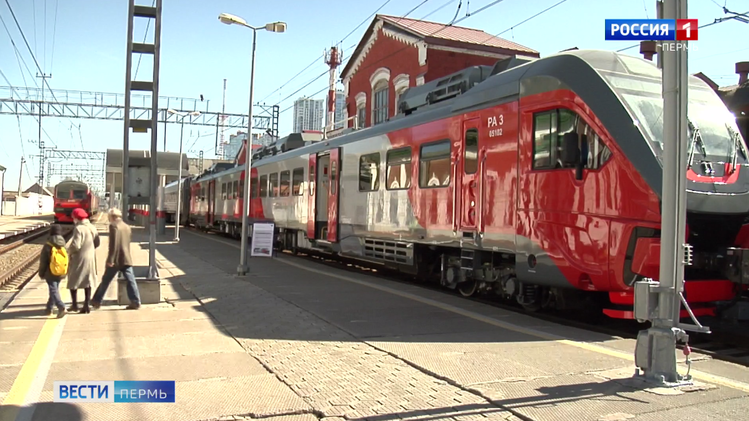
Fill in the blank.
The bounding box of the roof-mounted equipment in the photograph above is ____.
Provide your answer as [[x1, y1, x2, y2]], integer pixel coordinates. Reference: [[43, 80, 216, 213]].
[[489, 55, 536, 76], [398, 65, 493, 115]]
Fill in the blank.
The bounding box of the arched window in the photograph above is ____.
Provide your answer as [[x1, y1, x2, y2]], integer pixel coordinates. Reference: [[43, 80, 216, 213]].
[[355, 92, 367, 129], [370, 68, 390, 126], [392, 74, 410, 117], [372, 80, 389, 125]]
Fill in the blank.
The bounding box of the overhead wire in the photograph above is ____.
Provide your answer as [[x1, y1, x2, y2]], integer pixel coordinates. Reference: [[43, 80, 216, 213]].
[[277, 0, 457, 112], [50, 0, 58, 72], [1, 13, 37, 90], [258, 0, 434, 104]]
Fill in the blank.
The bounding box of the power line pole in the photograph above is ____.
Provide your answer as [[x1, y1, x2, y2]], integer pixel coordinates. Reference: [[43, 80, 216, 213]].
[[324, 46, 341, 138], [16, 156, 25, 216], [36, 73, 51, 213], [634, 0, 708, 387]]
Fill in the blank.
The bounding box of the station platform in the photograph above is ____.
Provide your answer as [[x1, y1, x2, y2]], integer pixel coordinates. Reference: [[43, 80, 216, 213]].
[[0, 214, 53, 240], [2, 224, 749, 421]]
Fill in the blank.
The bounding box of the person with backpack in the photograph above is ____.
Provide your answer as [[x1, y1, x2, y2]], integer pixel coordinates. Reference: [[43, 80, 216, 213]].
[[65, 208, 100, 314], [38, 224, 67, 318]]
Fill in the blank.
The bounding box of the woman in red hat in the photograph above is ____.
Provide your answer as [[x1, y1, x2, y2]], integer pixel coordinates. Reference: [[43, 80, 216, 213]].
[[65, 207, 100, 313]]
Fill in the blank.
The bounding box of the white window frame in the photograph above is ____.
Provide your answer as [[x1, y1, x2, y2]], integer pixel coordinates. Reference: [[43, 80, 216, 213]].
[[392, 74, 410, 116]]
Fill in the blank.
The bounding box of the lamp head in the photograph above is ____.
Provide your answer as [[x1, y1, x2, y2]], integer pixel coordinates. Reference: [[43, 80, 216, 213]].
[[219, 13, 247, 26], [265, 22, 286, 33]]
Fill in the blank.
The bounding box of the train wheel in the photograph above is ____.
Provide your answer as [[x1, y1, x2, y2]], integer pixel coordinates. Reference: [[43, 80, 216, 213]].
[[458, 278, 478, 297]]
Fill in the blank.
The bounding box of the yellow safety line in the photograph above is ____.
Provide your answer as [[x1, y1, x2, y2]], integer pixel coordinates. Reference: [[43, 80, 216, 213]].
[[0, 316, 59, 420], [189, 230, 749, 394]]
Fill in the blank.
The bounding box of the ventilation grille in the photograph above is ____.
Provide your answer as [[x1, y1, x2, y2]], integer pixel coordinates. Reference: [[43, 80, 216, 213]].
[[363, 238, 412, 264]]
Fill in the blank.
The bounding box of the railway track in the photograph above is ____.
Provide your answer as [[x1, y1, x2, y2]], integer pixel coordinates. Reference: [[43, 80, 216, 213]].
[[0, 226, 74, 292], [188, 226, 749, 368]]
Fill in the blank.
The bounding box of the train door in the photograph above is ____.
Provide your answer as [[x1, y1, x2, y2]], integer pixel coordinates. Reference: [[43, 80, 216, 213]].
[[207, 180, 216, 225], [315, 153, 330, 239], [307, 154, 317, 239], [457, 119, 482, 235], [327, 147, 341, 242]]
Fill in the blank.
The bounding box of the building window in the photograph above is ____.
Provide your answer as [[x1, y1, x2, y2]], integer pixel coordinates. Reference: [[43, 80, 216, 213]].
[[292, 168, 304, 196], [372, 81, 389, 125], [386, 147, 411, 190], [359, 153, 380, 191], [419, 140, 451, 188], [280, 170, 290, 197], [357, 106, 366, 128], [464, 128, 478, 174]]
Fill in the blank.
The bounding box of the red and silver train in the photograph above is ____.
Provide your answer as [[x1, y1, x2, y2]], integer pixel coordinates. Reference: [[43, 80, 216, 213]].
[[53, 180, 99, 223], [164, 50, 749, 319]]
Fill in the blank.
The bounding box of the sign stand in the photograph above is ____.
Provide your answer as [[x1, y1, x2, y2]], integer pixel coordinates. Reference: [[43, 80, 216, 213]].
[[250, 222, 275, 258]]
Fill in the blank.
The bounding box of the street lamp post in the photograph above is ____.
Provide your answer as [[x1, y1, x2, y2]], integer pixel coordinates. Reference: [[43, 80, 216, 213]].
[[167, 109, 200, 242], [218, 12, 286, 276]]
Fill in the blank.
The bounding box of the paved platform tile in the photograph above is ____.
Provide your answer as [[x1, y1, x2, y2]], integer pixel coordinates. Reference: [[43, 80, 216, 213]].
[[29, 375, 312, 421], [52, 331, 241, 363], [42, 352, 269, 390]]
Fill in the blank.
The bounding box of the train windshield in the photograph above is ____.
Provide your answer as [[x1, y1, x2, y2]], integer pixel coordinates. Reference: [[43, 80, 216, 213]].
[[599, 55, 747, 165], [56, 185, 87, 199]]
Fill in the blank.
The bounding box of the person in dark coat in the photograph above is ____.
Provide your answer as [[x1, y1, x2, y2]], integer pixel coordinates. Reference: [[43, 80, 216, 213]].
[[91, 207, 141, 310], [38, 224, 67, 318]]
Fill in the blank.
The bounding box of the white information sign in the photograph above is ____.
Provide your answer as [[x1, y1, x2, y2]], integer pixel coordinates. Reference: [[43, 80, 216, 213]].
[[250, 222, 275, 257]]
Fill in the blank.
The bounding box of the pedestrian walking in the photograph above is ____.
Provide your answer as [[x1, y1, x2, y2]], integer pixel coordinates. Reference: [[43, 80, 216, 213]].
[[91, 208, 141, 310], [65, 208, 99, 314], [38, 224, 67, 318]]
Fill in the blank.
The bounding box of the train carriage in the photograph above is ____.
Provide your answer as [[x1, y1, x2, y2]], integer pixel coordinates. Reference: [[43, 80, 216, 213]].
[[186, 49, 749, 320], [53, 180, 98, 223]]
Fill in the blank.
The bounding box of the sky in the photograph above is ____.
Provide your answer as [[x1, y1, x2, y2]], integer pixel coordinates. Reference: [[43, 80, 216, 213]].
[[0, 0, 747, 194]]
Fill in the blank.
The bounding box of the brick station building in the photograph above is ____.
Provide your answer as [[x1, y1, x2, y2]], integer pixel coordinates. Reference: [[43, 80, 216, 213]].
[[341, 14, 539, 129]]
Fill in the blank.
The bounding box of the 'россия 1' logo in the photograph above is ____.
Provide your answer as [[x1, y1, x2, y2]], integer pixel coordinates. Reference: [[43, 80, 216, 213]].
[[605, 19, 698, 41]]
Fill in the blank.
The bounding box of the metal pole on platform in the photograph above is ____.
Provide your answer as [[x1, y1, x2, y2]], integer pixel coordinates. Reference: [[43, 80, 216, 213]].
[[0, 164, 5, 216], [147, 0, 163, 281], [168, 109, 200, 242], [218, 13, 286, 276], [633, 0, 707, 386]]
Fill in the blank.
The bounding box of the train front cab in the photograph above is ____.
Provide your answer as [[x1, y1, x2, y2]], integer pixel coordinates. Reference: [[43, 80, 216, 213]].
[[514, 50, 749, 320]]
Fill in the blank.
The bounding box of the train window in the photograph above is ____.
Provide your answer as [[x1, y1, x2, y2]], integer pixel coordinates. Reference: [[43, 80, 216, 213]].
[[259, 175, 268, 197], [251, 177, 258, 198], [269, 173, 279, 197], [533, 111, 557, 169], [386, 147, 411, 190], [280, 171, 291, 197], [419, 140, 451, 188], [233, 180, 238, 199], [359, 153, 380, 191], [292, 168, 304, 196], [308, 162, 315, 196], [331, 160, 337, 195], [221, 183, 226, 200], [464, 128, 478, 174]]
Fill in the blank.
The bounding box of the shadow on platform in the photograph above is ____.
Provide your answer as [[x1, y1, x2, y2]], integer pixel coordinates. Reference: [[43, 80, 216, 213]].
[[0, 402, 83, 421], [147, 226, 630, 347]]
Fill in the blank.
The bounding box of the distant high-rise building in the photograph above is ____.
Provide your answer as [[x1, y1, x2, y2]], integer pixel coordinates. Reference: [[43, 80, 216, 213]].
[[327, 90, 346, 129], [225, 132, 245, 161], [293, 97, 324, 133]]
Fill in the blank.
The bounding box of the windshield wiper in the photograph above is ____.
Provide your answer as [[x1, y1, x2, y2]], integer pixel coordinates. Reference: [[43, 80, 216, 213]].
[[728, 124, 745, 175], [687, 120, 707, 171]]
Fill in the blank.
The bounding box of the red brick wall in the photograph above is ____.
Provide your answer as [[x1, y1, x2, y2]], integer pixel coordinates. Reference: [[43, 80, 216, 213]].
[[345, 31, 505, 128], [425, 49, 499, 80], [346, 30, 424, 128]]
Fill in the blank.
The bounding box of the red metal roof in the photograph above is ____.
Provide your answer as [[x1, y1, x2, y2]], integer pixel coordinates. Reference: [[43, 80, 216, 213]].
[[378, 14, 538, 54]]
